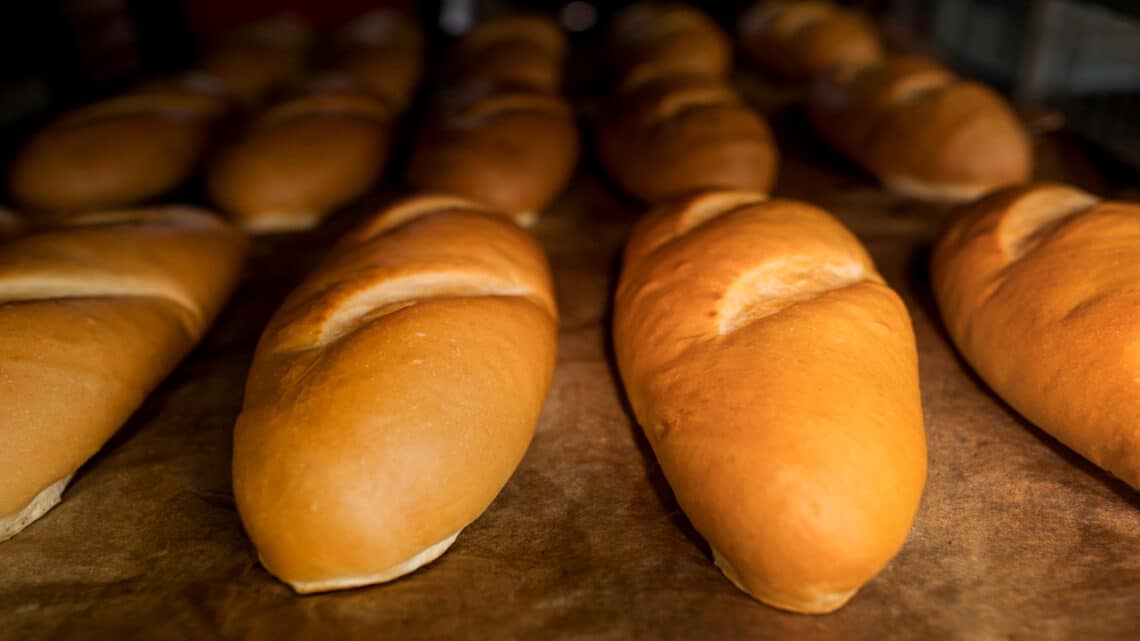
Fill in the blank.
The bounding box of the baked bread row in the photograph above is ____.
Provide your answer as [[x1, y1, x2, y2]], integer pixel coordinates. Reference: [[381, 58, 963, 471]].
[[599, 4, 779, 202], [405, 16, 579, 224]]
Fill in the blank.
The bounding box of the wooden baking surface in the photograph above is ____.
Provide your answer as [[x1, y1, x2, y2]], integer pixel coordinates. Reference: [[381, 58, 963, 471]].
[[2, 90, 1139, 641]]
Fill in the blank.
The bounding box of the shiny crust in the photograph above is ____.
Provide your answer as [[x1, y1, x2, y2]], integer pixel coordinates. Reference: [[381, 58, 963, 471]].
[[609, 3, 731, 79], [932, 183, 1140, 488], [206, 93, 393, 233], [233, 195, 558, 592], [406, 94, 579, 223], [0, 207, 247, 539], [739, 0, 883, 78], [614, 191, 926, 612], [598, 74, 778, 201], [8, 89, 225, 213], [808, 56, 1032, 202]]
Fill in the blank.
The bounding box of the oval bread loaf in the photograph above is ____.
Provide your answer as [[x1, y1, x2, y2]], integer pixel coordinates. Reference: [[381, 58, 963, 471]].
[[614, 191, 927, 613], [325, 9, 424, 112], [598, 74, 778, 202], [0, 207, 247, 540], [233, 195, 558, 593], [739, 0, 883, 79], [206, 93, 392, 233], [609, 3, 731, 80], [808, 56, 1032, 203], [933, 183, 1140, 489], [406, 93, 578, 226]]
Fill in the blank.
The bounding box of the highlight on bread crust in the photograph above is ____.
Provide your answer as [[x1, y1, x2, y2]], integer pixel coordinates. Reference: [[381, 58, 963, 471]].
[[932, 183, 1140, 489], [0, 207, 247, 541], [206, 93, 393, 233], [233, 195, 558, 593], [614, 190, 926, 613], [808, 55, 1032, 203], [598, 73, 778, 202], [739, 0, 883, 79]]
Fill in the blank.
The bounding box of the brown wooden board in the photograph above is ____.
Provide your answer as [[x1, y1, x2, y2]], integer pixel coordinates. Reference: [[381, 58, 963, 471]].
[[2, 90, 1139, 641]]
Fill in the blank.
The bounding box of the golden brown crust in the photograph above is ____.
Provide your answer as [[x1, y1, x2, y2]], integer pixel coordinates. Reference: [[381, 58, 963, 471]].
[[406, 94, 578, 223], [447, 15, 567, 98], [0, 207, 247, 540], [739, 0, 883, 79], [200, 15, 311, 104], [932, 183, 1140, 488], [614, 190, 926, 613], [233, 195, 557, 592], [206, 93, 392, 233], [808, 56, 1032, 202], [609, 3, 731, 79], [325, 10, 424, 112], [597, 74, 778, 202]]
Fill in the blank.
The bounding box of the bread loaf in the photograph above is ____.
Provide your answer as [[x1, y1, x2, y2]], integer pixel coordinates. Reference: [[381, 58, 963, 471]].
[[609, 3, 731, 80], [200, 15, 311, 104], [739, 0, 883, 79], [0, 207, 247, 541], [446, 15, 567, 100], [406, 93, 578, 226], [932, 183, 1140, 488], [233, 195, 558, 593], [808, 56, 1032, 202], [614, 190, 926, 613], [597, 73, 778, 202], [206, 92, 392, 233], [325, 9, 424, 112], [8, 81, 228, 213]]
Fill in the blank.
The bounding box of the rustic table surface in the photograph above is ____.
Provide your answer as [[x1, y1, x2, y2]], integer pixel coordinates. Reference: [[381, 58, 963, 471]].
[[2, 80, 1139, 641]]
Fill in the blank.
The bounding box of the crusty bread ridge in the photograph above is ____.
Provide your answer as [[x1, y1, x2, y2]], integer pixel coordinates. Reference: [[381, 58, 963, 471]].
[[233, 195, 558, 593], [0, 207, 247, 540], [614, 190, 927, 613], [932, 183, 1140, 488]]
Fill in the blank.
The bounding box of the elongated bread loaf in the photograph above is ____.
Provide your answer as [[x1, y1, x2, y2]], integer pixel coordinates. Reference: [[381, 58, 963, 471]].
[[201, 15, 311, 104], [0, 207, 247, 541], [739, 0, 883, 78], [598, 74, 778, 202], [326, 9, 424, 112], [609, 3, 731, 80], [808, 56, 1032, 202], [406, 94, 578, 226], [206, 93, 392, 233], [233, 195, 558, 593], [8, 82, 228, 213], [446, 15, 567, 101], [933, 183, 1140, 488], [614, 191, 926, 613]]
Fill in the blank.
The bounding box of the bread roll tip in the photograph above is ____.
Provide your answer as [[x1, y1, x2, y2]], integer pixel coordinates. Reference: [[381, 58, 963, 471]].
[[284, 530, 462, 594], [0, 474, 73, 542]]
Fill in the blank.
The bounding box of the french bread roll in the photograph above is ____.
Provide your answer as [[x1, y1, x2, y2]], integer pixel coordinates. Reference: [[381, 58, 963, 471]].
[[200, 15, 311, 104], [8, 82, 228, 213], [739, 0, 883, 79], [808, 56, 1032, 202], [609, 3, 731, 80], [233, 195, 558, 593], [326, 9, 424, 112], [932, 183, 1140, 489], [614, 190, 926, 613], [0, 207, 247, 541], [446, 15, 567, 100], [206, 92, 392, 233], [597, 73, 778, 202], [406, 93, 578, 226]]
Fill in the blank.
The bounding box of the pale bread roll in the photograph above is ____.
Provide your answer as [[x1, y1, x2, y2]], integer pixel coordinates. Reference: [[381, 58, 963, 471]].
[[233, 195, 558, 593], [0, 207, 247, 541], [808, 56, 1032, 203], [739, 0, 883, 79], [206, 92, 392, 233], [614, 191, 926, 613], [933, 183, 1140, 488]]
